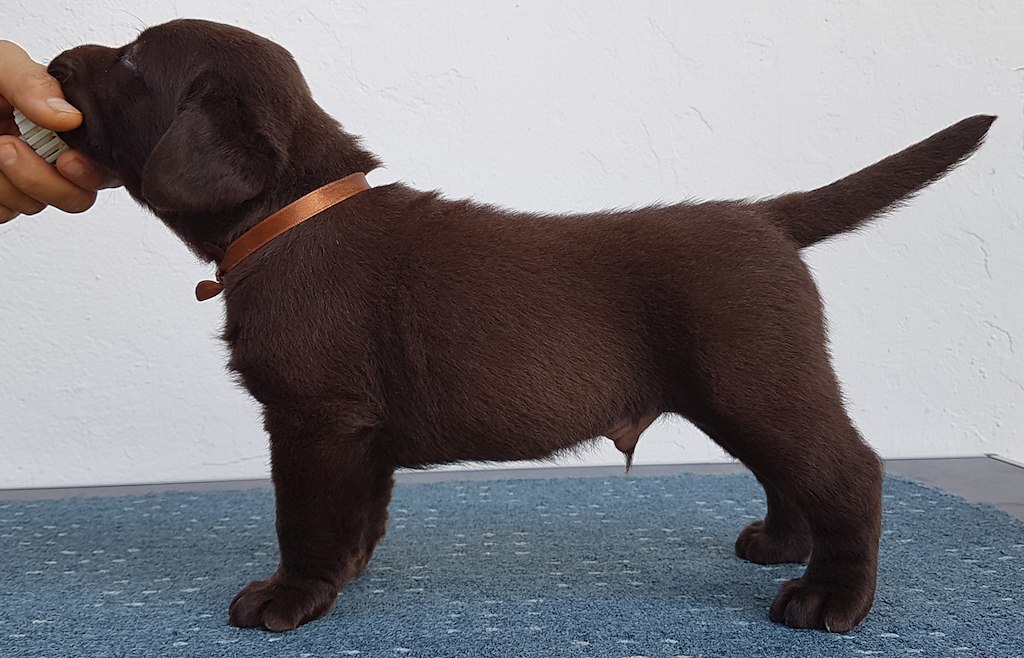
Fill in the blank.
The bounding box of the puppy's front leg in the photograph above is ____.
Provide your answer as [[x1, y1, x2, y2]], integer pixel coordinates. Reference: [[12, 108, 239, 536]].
[[230, 409, 393, 632]]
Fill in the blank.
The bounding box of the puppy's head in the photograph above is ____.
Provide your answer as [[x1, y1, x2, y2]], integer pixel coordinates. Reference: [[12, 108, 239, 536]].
[[50, 20, 304, 215], [49, 19, 379, 248]]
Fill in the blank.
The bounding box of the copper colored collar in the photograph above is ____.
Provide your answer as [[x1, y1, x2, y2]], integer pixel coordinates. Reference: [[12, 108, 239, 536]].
[[195, 172, 371, 301]]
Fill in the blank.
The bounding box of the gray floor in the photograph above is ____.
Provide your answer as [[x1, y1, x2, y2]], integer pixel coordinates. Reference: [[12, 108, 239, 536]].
[[1, 455, 1022, 521]]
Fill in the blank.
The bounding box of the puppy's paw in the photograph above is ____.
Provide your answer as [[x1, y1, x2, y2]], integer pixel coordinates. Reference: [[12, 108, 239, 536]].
[[735, 519, 812, 564], [229, 572, 339, 632], [768, 577, 873, 633]]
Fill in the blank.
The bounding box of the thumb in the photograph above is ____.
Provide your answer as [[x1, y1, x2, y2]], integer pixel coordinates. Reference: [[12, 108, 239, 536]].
[[0, 40, 83, 133]]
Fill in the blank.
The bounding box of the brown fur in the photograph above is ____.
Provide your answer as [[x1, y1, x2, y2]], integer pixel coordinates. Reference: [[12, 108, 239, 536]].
[[47, 19, 994, 633]]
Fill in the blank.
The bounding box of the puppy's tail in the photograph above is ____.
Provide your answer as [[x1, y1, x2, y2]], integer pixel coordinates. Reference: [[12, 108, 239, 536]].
[[764, 115, 995, 248]]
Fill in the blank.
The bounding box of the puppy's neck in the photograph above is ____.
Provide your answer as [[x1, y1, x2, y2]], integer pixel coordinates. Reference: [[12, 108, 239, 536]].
[[271, 113, 382, 219], [163, 114, 382, 264]]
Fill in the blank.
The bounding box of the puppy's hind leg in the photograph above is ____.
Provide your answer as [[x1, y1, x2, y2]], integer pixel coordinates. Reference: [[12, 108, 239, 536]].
[[735, 482, 812, 564], [677, 262, 883, 632], [693, 413, 812, 563], [229, 408, 394, 632], [695, 356, 882, 632]]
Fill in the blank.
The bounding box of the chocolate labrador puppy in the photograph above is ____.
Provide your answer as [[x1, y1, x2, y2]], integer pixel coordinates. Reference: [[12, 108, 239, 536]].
[[45, 19, 993, 633]]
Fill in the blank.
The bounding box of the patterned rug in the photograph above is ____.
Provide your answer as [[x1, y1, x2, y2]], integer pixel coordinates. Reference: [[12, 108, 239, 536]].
[[1, 473, 1022, 657]]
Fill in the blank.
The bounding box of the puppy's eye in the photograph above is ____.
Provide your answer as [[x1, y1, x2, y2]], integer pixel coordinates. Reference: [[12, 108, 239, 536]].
[[118, 52, 138, 73]]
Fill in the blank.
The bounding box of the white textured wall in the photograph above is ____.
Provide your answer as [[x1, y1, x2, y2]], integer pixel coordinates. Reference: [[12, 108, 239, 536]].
[[1, 2, 1021, 488]]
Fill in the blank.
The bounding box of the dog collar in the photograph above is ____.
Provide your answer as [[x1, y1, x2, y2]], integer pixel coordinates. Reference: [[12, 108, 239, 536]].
[[195, 172, 371, 301]]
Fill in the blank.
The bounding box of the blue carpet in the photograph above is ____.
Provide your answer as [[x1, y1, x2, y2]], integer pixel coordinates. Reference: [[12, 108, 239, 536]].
[[1, 473, 1022, 657]]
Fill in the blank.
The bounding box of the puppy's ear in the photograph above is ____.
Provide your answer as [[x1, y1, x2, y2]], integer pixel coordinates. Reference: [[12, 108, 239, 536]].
[[141, 74, 280, 213]]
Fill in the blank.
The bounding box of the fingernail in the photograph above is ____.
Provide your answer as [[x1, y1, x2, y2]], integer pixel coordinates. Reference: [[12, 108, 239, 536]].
[[46, 97, 81, 115], [63, 157, 86, 179], [0, 143, 16, 167]]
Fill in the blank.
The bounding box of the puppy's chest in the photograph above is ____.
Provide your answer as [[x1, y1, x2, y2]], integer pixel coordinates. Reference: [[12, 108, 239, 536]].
[[221, 301, 381, 409]]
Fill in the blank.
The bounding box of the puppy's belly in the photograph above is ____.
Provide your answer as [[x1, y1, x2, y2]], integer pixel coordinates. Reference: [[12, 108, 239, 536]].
[[390, 321, 666, 466]]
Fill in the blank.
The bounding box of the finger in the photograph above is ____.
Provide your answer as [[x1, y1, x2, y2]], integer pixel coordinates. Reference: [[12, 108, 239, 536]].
[[0, 135, 96, 213], [0, 204, 20, 223], [56, 151, 121, 191], [0, 40, 83, 133], [0, 171, 45, 215]]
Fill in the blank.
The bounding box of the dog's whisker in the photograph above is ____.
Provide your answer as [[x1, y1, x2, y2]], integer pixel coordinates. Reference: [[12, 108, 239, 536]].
[[114, 8, 147, 33]]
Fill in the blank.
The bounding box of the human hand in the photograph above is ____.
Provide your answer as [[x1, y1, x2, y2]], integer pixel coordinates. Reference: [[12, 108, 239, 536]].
[[0, 40, 119, 224]]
